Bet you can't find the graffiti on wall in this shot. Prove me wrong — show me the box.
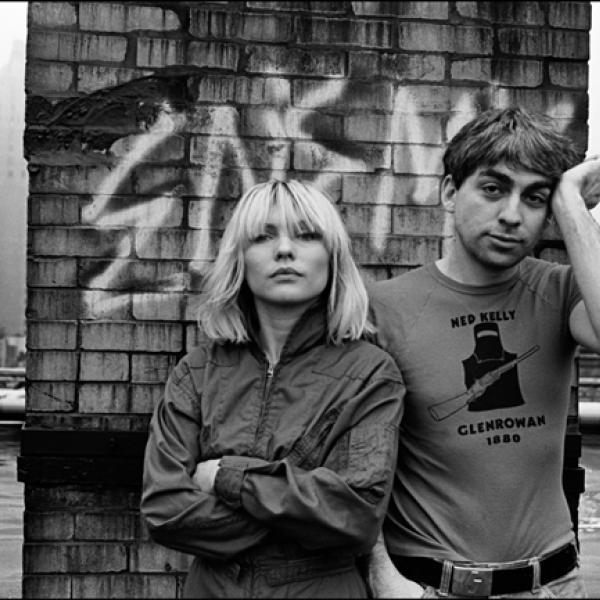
[27,71,581,325]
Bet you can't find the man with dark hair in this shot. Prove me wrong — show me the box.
[367,107,600,598]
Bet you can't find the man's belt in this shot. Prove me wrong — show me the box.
[391,542,578,596]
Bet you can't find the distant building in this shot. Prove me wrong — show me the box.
[0,38,27,336]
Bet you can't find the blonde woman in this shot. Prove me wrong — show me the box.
[141,179,404,598]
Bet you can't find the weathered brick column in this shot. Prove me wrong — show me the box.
[19,1,591,597]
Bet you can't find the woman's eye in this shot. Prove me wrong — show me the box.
[527,195,549,206]
[297,231,322,241]
[252,233,270,243]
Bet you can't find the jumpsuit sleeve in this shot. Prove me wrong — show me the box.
[213,366,405,555]
[140,360,271,560]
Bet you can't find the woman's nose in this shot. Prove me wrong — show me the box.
[275,234,295,258]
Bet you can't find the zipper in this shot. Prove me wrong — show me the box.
[252,360,277,455]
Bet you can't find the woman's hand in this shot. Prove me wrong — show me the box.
[192,459,221,493]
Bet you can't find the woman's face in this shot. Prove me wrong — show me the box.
[243,206,330,312]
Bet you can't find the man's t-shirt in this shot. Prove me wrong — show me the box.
[369,257,582,562]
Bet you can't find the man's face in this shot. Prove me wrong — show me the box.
[443,162,554,272]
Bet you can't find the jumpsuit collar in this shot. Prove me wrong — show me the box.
[245,299,328,365]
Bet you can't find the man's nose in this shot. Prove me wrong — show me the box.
[498,194,522,226]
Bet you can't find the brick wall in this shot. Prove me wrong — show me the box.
[20,1,591,597]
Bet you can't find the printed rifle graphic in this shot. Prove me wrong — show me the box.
[427,345,540,422]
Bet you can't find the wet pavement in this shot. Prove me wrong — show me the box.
[0,424,598,598]
[0,423,23,599]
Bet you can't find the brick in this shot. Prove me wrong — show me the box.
[81,322,182,352]
[71,574,177,599]
[28,351,78,381]
[294,140,391,172]
[131,354,178,384]
[80,352,129,381]
[25,512,75,541]
[210,11,293,42]
[131,292,184,321]
[79,383,129,413]
[489,88,587,119]
[451,58,492,82]
[240,107,342,140]
[392,206,446,235]
[27,321,78,350]
[29,165,129,194]
[246,45,344,76]
[188,106,240,135]
[351,234,440,265]
[27,382,76,412]
[75,512,138,540]
[137,37,185,68]
[187,41,239,70]
[338,205,392,235]
[342,173,441,206]
[30,195,80,225]
[453,26,494,55]
[549,62,588,89]
[130,165,187,196]
[131,384,163,413]
[110,134,185,163]
[26,62,73,93]
[27,290,81,320]
[79,3,181,32]
[30,227,131,257]
[493,59,543,87]
[293,80,394,111]
[190,136,291,170]
[235,76,291,105]
[77,65,154,94]
[28,32,127,63]
[26,485,139,511]
[30,2,77,27]
[397,23,453,52]
[352,1,448,18]
[28,258,78,287]
[82,195,184,228]
[24,542,128,573]
[449,86,494,118]
[392,85,450,114]
[393,145,445,175]
[22,575,72,599]
[78,259,187,292]
[457,1,544,24]
[80,290,132,320]
[344,114,442,144]
[297,17,392,48]
[498,29,588,60]
[548,2,590,29]
[380,53,445,82]
[195,75,236,103]
[135,229,220,261]
[130,542,193,572]
[184,292,204,321]
[189,199,238,230]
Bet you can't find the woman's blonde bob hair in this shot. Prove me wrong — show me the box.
[198,179,373,345]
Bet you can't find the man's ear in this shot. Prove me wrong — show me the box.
[440,174,457,212]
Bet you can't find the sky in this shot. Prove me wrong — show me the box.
[0,2,26,69]
[588,2,600,157]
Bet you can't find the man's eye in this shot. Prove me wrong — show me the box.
[527,195,549,206]
[482,184,501,196]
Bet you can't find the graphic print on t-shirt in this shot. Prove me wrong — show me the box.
[427,322,539,422]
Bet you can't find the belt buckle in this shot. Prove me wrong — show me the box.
[451,565,493,596]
